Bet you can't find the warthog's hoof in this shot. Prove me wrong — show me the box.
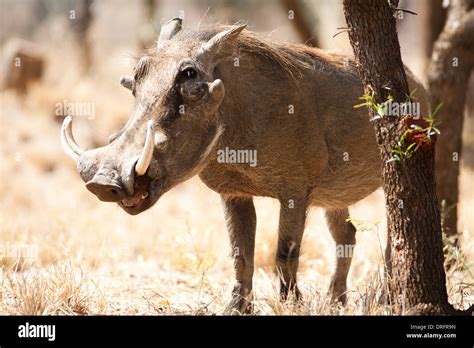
[280,283,302,302]
[328,280,348,304]
[224,285,253,315]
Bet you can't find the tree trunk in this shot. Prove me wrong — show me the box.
[342,0,461,315]
[428,0,474,239]
[71,0,94,74]
[420,0,447,76]
[139,0,158,49]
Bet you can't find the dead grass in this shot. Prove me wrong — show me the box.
[0,34,473,315]
[1,260,103,315]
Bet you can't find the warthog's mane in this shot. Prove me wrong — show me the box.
[172,25,358,81]
[196,25,314,78]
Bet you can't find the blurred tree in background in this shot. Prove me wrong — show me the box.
[139,0,159,49]
[70,0,94,73]
[420,0,447,75]
[281,0,319,47]
[428,0,474,241]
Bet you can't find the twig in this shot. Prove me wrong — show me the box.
[332,27,351,38]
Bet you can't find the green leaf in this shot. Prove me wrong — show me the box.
[408,88,418,101]
[406,142,416,153]
[354,102,369,109]
[377,107,386,117]
[390,149,404,156]
[399,130,409,144]
[430,102,444,119]
[387,156,400,163]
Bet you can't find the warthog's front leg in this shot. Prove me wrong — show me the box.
[221,195,256,314]
[276,196,308,301]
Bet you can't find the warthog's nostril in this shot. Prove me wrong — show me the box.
[85,176,126,202]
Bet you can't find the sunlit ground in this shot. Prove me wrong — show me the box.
[1,86,472,314]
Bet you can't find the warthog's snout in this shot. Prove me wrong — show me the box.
[85,170,151,209]
[85,172,126,202]
[61,116,157,213]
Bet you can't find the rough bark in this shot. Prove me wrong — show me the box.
[428,0,474,239]
[343,0,462,315]
[281,0,319,47]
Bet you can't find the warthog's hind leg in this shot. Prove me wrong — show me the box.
[324,207,356,304]
[221,195,256,314]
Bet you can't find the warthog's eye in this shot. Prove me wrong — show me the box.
[180,67,197,80]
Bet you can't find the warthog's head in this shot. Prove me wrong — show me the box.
[61,19,246,215]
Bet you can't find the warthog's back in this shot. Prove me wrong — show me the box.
[198,28,430,208]
[301,48,429,208]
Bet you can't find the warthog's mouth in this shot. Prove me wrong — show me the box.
[118,175,151,210]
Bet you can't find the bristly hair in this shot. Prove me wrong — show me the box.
[170,25,358,81]
[135,24,358,83]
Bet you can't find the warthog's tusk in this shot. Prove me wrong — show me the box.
[135,120,155,176]
[61,116,85,161]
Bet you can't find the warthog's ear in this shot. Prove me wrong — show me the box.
[199,24,247,61]
[108,131,121,144]
[157,17,182,47]
[120,76,134,90]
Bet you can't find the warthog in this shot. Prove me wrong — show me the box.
[61,18,429,313]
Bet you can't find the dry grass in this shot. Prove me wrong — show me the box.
[1,260,102,315]
[0,28,473,315]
